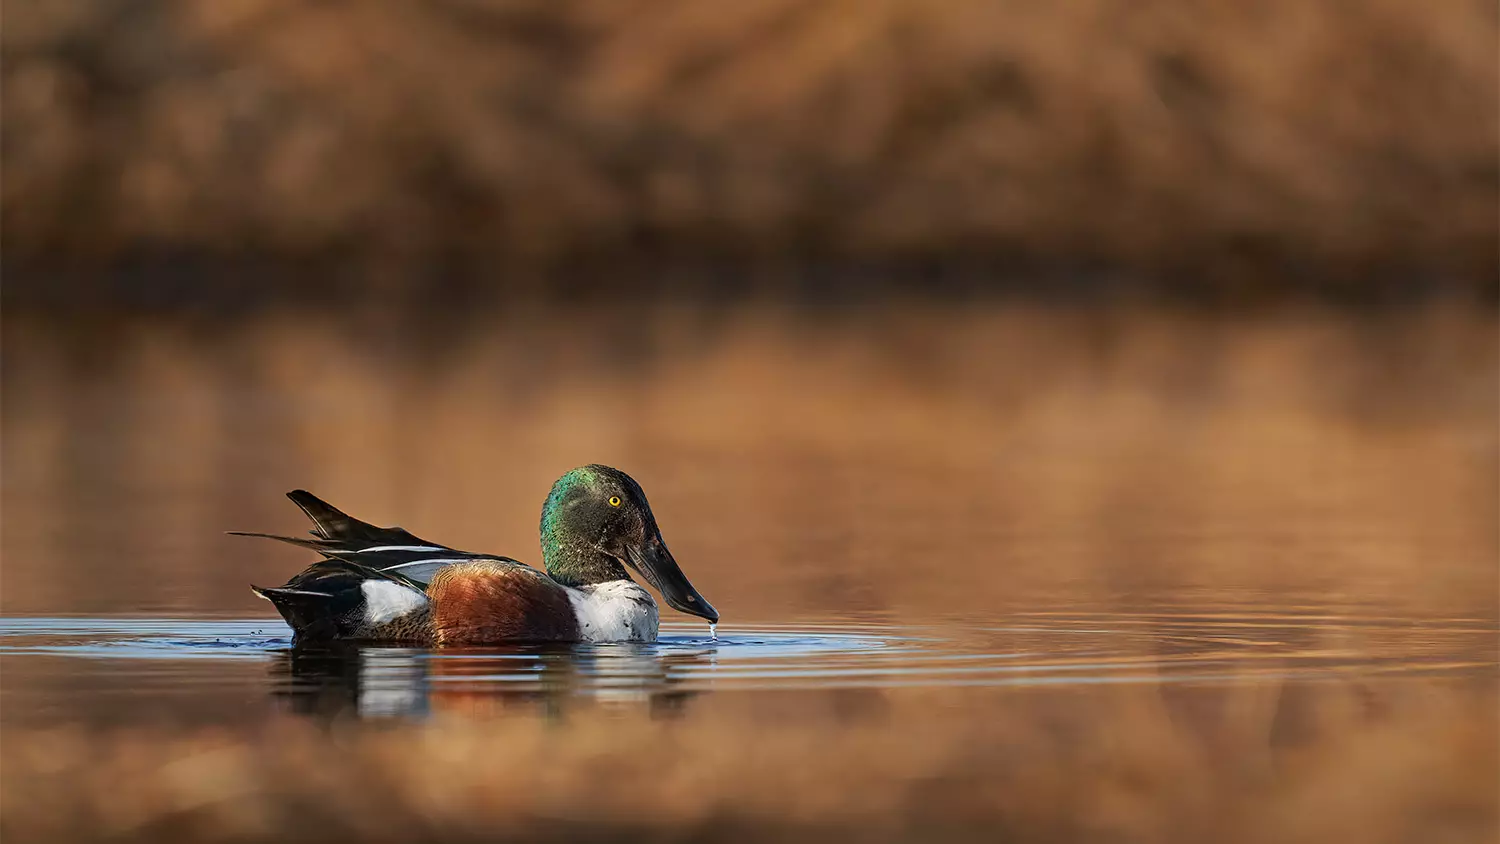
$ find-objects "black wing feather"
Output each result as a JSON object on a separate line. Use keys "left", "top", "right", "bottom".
{"left": 285, "top": 490, "right": 437, "bottom": 548}
{"left": 232, "top": 490, "right": 524, "bottom": 588}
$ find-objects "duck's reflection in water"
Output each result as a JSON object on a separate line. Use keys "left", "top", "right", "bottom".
{"left": 269, "top": 641, "right": 715, "bottom": 720}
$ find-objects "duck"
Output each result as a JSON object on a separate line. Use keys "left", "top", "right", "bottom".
{"left": 235, "top": 465, "right": 719, "bottom": 645}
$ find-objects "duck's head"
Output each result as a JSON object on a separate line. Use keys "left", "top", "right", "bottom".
{"left": 539, "top": 465, "right": 719, "bottom": 623}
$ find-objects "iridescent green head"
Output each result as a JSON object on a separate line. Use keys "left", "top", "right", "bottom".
{"left": 539, "top": 465, "right": 718, "bottom": 622}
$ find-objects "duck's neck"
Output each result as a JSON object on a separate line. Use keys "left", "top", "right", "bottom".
{"left": 541, "top": 533, "right": 631, "bottom": 587}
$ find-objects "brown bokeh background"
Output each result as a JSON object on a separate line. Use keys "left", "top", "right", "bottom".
{"left": 4, "top": 0, "right": 1497, "bottom": 296}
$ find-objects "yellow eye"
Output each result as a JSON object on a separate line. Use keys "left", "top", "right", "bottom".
{"left": 608, "top": 496, "right": 621, "bottom": 507}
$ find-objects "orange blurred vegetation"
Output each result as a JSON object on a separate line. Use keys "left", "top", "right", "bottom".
{"left": 3, "top": 682, "right": 1494, "bottom": 843}
{"left": 4, "top": 0, "right": 1496, "bottom": 287}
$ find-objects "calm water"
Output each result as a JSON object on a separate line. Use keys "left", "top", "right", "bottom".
{"left": 2, "top": 306, "right": 1495, "bottom": 841}
{"left": 2, "top": 608, "right": 1492, "bottom": 727}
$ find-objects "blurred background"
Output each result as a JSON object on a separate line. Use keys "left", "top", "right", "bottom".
{"left": 2, "top": 2, "right": 1496, "bottom": 842}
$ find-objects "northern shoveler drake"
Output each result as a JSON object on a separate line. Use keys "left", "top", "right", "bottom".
{"left": 235, "top": 465, "right": 718, "bottom": 645}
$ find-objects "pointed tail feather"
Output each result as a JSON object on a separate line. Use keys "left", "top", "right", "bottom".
{"left": 227, "top": 529, "right": 407, "bottom": 563}
{"left": 283, "top": 490, "right": 437, "bottom": 548}
{"left": 228, "top": 531, "right": 344, "bottom": 552}
{"left": 286, "top": 490, "right": 365, "bottom": 540}
{"left": 230, "top": 491, "right": 442, "bottom": 554}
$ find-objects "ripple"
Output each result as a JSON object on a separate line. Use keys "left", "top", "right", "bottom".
{"left": 0, "top": 614, "right": 1493, "bottom": 720}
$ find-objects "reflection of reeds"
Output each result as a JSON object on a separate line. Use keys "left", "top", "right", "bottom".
{"left": 3, "top": 1, "right": 1495, "bottom": 287}
{"left": 2, "top": 304, "right": 1494, "bottom": 620}
{"left": 2, "top": 681, "right": 1494, "bottom": 843}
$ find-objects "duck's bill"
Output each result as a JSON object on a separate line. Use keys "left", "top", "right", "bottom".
{"left": 627, "top": 537, "right": 719, "bottom": 623}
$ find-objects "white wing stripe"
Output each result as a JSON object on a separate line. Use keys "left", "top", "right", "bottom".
{"left": 381, "top": 557, "right": 478, "bottom": 571}
{"left": 350, "top": 545, "right": 447, "bottom": 553}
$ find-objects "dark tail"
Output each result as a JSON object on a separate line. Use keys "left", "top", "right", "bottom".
{"left": 251, "top": 559, "right": 418, "bottom": 642}
{"left": 252, "top": 584, "right": 349, "bottom": 641}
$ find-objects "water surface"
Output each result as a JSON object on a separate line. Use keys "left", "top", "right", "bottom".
{"left": 3, "top": 607, "right": 1492, "bottom": 727}
{"left": 2, "top": 306, "right": 1495, "bottom": 842}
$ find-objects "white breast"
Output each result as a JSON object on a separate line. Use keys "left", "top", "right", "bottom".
{"left": 566, "top": 580, "right": 659, "bottom": 643}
